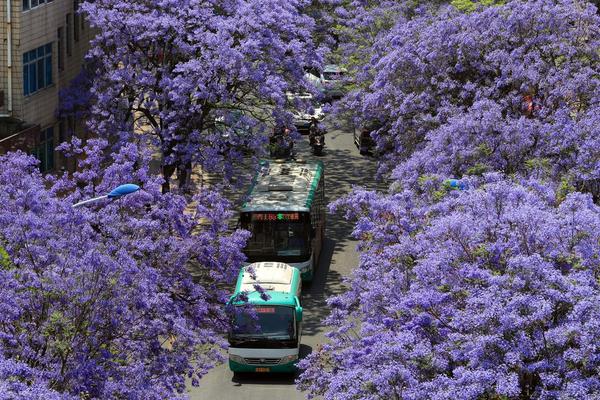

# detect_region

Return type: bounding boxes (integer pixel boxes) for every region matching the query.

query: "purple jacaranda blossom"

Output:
[0,152,249,399]
[298,1,600,399]
[76,0,321,192]
[298,175,600,399]
[339,1,600,194]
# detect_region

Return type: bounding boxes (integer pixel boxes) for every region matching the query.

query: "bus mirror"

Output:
[296,307,303,322]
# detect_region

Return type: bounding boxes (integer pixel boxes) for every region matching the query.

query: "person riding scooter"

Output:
[308,117,325,144]
[308,117,326,155]
[270,125,294,158]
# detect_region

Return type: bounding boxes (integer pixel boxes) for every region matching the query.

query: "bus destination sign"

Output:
[251,212,300,222]
[255,307,275,313]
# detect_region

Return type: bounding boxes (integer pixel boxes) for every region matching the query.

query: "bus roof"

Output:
[242,291,297,307]
[241,159,323,213]
[232,262,301,307]
[239,262,297,293]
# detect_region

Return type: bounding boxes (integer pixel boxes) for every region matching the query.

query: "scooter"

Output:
[312,133,325,156]
[269,133,294,159]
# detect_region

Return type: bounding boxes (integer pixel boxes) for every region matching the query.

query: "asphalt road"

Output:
[187,124,384,400]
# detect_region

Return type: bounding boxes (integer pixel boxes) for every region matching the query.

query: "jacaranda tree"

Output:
[356,0,600,192]
[299,175,600,399]
[0,151,248,399]
[80,0,321,192]
[297,1,600,399]
[321,0,414,128]
[11,0,324,397]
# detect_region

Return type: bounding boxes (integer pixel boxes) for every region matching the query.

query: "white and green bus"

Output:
[228,262,303,374]
[240,159,325,281]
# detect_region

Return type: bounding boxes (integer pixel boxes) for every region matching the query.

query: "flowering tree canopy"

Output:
[352,0,600,194]
[14,0,324,396]
[298,1,600,399]
[80,0,321,192]
[0,152,248,398]
[299,175,600,399]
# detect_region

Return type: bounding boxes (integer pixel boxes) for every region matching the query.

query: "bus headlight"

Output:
[229,354,245,364]
[279,354,298,365]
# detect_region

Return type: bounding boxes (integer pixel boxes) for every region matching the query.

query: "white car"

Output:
[304,69,325,97]
[286,92,324,134]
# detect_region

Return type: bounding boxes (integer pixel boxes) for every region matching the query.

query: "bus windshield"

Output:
[241,213,311,263]
[231,305,296,340]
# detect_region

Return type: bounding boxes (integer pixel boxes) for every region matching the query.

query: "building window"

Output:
[57,28,64,71]
[22,0,53,12]
[23,44,53,96]
[66,14,72,56]
[73,1,80,42]
[33,127,55,172]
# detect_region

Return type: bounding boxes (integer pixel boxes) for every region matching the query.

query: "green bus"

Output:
[240,159,325,281]
[228,262,303,374]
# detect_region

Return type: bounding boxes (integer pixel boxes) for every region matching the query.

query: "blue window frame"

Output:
[23,44,52,96]
[23,0,53,12]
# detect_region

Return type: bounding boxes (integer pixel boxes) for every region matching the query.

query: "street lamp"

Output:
[444,179,468,191]
[72,184,140,208]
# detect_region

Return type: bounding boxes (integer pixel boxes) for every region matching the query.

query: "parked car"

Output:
[353,121,380,155]
[322,65,348,100]
[286,92,324,134]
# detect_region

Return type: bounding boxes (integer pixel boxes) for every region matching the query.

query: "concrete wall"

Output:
[0,0,92,171]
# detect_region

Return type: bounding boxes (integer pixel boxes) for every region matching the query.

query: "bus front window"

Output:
[231,306,296,340]
[276,224,306,256]
[242,220,310,262]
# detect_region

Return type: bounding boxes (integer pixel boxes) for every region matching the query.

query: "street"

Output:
[187,123,385,399]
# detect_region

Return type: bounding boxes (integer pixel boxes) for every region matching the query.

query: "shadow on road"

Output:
[232,372,296,386]
[301,238,344,337]
[296,136,386,338]
[231,344,312,386]
[322,145,386,251]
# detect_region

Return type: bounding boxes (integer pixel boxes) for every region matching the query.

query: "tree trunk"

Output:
[177,161,192,194]
[162,164,176,193]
